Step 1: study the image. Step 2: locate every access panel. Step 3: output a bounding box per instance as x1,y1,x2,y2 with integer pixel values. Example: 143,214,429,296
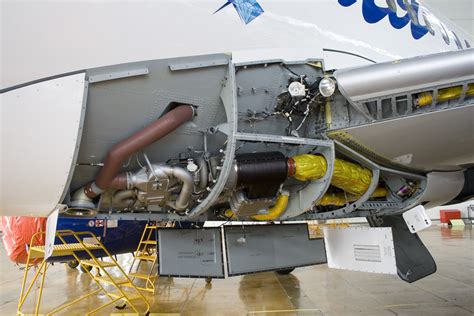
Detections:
225,224,326,276
158,228,224,278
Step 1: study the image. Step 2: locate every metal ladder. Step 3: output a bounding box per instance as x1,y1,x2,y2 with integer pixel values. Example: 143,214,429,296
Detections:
17,229,150,315
128,223,159,293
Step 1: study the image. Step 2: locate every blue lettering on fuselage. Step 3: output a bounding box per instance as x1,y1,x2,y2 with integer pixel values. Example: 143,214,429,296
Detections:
338,0,462,47
214,0,264,24
213,0,466,48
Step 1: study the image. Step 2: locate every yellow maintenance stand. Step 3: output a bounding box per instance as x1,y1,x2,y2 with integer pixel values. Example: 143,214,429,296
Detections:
128,222,174,293
128,223,159,293
127,222,173,293
17,229,150,315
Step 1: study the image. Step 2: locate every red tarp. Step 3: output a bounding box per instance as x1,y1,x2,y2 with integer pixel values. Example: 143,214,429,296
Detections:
1,216,47,264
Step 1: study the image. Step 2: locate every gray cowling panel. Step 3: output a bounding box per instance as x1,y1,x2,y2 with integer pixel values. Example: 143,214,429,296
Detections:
225,224,326,276
158,228,225,278
71,54,229,192
335,48,474,103
338,105,474,172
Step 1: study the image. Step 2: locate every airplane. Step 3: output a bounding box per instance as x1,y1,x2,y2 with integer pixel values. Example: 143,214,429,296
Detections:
1,0,473,283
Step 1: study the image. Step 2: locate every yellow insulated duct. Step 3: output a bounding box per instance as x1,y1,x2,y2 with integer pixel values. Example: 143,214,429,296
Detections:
291,154,387,206
292,154,327,181
251,192,290,221
225,154,386,218
332,158,372,196
224,209,237,219
371,187,388,198
291,154,372,196
318,192,348,207
224,192,290,221
317,187,387,206
416,84,474,107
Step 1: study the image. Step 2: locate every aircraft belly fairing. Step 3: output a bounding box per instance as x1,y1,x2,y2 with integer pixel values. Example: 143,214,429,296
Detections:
1,49,473,221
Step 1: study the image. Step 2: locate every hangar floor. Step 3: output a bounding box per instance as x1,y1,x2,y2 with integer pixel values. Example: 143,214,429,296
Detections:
0,225,473,316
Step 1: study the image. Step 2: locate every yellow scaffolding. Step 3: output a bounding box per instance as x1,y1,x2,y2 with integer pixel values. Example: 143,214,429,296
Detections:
128,223,159,293
17,229,150,315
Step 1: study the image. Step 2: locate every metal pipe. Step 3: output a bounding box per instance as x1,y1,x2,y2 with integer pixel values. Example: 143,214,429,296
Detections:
112,190,136,206
82,105,195,198
157,166,194,210
109,173,128,190
111,165,193,210
197,157,208,191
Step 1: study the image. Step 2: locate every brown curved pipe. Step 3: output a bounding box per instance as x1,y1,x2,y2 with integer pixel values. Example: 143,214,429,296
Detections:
109,173,128,190
84,105,195,198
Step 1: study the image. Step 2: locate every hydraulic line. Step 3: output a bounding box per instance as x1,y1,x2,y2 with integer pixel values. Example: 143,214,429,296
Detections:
325,98,332,129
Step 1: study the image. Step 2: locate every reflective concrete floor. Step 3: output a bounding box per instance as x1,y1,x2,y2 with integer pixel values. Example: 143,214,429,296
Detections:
0,225,473,315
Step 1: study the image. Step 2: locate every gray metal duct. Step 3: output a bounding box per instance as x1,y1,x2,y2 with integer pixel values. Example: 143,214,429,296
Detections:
111,165,194,210
146,165,194,211
334,48,474,103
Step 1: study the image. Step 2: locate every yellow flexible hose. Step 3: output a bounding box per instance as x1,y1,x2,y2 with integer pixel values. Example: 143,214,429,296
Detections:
331,159,372,196
224,192,290,221
292,154,372,196
293,154,327,181
416,84,474,107
251,192,290,221
224,209,237,219
292,154,388,206
225,152,389,218
317,187,387,206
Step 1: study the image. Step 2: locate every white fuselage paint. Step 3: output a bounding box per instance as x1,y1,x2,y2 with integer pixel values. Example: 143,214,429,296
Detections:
0,0,472,217
1,0,471,89
0,73,87,216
